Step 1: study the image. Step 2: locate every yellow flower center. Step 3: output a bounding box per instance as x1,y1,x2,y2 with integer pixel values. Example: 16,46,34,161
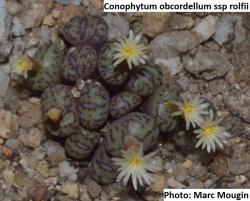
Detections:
122,45,134,59
183,104,193,114
203,126,215,136
47,107,63,123
16,57,30,72
129,156,140,166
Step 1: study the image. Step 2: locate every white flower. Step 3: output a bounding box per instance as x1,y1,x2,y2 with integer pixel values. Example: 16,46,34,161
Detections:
194,110,231,153
172,94,209,130
13,55,33,78
112,145,159,190
113,30,147,69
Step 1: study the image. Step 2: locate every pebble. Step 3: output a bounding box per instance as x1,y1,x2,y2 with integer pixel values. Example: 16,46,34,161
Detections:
173,165,189,182
42,15,56,27
27,180,47,201
189,162,208,181
54,0,70,5
0,64,10,98
85,177,102,198
193,15,218,42
2,169,15,185
36,160,49,177
17,98,43,129
224,88,250,123
45,141,66,166
184,47,233,80
0,110,15,139
167,177,186,188
142,13,172,37
6,0,22,15
228,157,250,175
59,161,78,181
169,14,195,30
0,1,12,63
155,56,183,76
235,175,247,184
150,31,200,59
18,4,47,29
210,154,229,176
213,15,235,45
188,177,204,188
61,182,79,199
147,174,166,194
12,17,26,36
104,14,129,40
80,186,92,201
20,127,44,148
182,160,192,169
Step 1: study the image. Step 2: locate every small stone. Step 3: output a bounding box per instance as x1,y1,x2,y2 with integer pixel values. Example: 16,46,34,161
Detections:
167,177,186,188
59,161,78,182
189,162,208,181
193,15,218,42
80,186,91,201
17,98,43,129
85,177,102,198
150,31,200,59
184,47,233,80
54,0,70,5
6,0,22,15
0,110,17,139
155,56,183,76
36,160,49,177
45,141,66,166
18,4,47,29
42,15,56,26
213,15,235,45
27,180,47,201
169,14,195,30
2,169,15,185
58,5,85,24
143,13,172,37
235,175,247,184
210,154,229,176
188,178,204,188
173,165,189,182
0,64,10,98
5,139,21,150
20,127,44,148
147,174,166,194
12,17,26,36
104,14,129,40
228,157,250,175
224,88,250,123
182,160,192,169
61,182,79,199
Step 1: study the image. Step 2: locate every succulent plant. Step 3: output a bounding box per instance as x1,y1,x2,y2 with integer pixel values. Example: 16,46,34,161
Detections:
65,126,100,159
142,83,182,133
27,44,62,91
98,42,129,86
62,15,108,49
41,84,79,137
105,112,159,157
91,144,118,184
79,80,109,130
110,91,141,119
126,64,162,97
61,46,97,82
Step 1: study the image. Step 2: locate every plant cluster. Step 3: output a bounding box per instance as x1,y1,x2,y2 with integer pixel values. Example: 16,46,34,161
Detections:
13,15,230,191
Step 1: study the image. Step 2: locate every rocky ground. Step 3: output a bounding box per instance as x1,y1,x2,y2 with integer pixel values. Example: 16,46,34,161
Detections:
0,0,250,201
